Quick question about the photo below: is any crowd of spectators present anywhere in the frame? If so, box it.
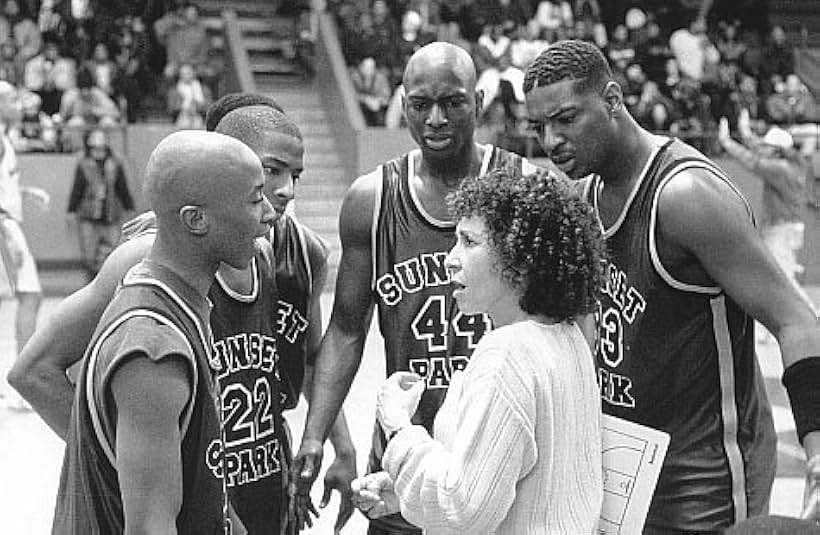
[332,0,819,160]
[0,0,222,153]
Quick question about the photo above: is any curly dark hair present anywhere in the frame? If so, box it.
[448,168,605,321]
[523,39,613,95]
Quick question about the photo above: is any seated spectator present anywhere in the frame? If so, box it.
[659,57,682,99]
[64,19,92,62]
[58,67,120,128]
[154,2,209,81]
[350,56,390,126]
[24,34,76,115]
[167,62,210,128]
[9,88,59,151]
[498,0,533,28]
[606,24,635,74]
[0,39,22,85]
[370,0,399,78]
[716,21,746,70]
[396,10,433,75]
[476,52,524,111]
[766,74,818,125]
[621,63,647,113]
[0,0,41,64]
[635,20,669,83]
[669,17,720,83]
[476,23,510,72]
[760,25,793,95]
[84,42,117,97]
[67,128,133,278]
[735,74,763,126]
[510,22,547,71]
[113,18,150,123]
[37,0,67,43]
[533,0,573,34]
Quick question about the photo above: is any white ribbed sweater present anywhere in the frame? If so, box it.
[383,320,603,534]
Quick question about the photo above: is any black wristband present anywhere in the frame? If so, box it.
[782,356,820,443]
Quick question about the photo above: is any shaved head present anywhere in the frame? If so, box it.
[143,130,261,222]
[215,105,302,147]
[403,41,477,90]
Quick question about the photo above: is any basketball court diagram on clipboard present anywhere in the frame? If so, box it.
[598,415,670,534]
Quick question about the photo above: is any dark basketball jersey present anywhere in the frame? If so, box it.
[369,146,535,532]
[271,213,327,410]
[584,138,776,531]
[209,250,289,535]
[117,211,324,533]
[53,260,225,535]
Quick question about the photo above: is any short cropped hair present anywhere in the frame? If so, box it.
[523,39,613,95]
[215,105,302,142]
[205,92,284,132]
[448,169,604,321]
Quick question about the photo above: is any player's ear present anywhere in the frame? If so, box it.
[179,205,207,235]
[602,81,623,116]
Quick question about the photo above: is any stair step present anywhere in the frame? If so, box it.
[239,17,299,36]
[251,60,302,76]
[244,35,296,53]
[198,0,283,17]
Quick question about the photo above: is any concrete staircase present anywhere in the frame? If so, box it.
[255,76,348,289]
[198,0,347,288]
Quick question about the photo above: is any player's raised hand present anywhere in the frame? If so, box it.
[800,454,820,522]
[320,453,357,534]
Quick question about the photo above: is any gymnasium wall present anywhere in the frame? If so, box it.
[17,126,819,284]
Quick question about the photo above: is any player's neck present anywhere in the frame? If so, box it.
[148,236,219,298]
[599,123,657,194]
[217,261,253,294]
[418,142,482,187]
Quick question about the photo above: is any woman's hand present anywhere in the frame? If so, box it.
[376,372,425,438]
[351,471,400,519]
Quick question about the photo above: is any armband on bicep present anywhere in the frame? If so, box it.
[782,356,820,443]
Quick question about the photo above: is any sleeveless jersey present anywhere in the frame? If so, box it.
[118,211,324,533]
[209,250,289,535]
[585,139,776,531]
[271,213,327,410]
[369,145,535,532]
[53,260,225,534]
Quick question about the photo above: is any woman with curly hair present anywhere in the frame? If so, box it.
[351,168,606,533]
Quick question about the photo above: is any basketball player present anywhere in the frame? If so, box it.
[10,97,357,533]
[523,40,820,531]
[53,130,275,533]
[0,80,50,409]
[290,41,547,534]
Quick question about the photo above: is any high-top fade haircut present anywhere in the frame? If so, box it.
[523,40,613,95]
[205,92,284,132]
